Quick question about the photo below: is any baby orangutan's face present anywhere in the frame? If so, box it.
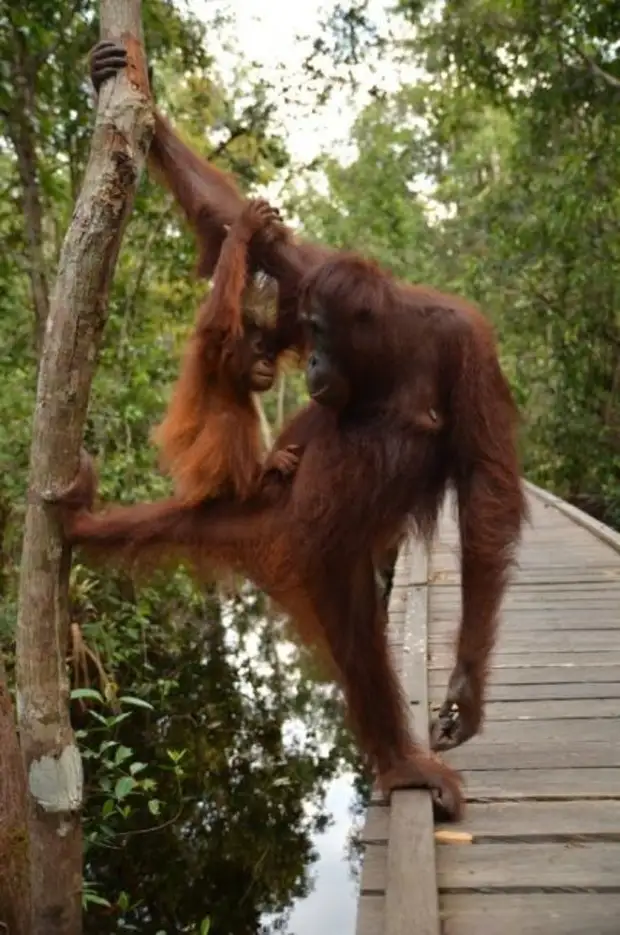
[249,354,275,391]
[245,325,276,392]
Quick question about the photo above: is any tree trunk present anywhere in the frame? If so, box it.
[15,2,153,932]
[0,660,30,935]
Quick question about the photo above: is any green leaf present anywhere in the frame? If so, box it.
[114,745,133,766]
[119,695,155,711]
[102,799,115,818]
[71,688,104,703]
[83,892,112,908]
[114,776,136,801]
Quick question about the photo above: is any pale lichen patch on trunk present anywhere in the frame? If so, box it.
[27,744,83,813]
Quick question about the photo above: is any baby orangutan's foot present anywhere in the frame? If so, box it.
[379,751,464,822]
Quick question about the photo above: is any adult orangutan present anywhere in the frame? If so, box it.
[54,246,527,819]
[151,195,301,504]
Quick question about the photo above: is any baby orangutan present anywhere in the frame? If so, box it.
[152,197,300,504]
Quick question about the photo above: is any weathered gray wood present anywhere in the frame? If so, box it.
[360,841,620,892]
[366,800,620,845]
[432,616,620,630]
[385,793,439,934]
[440,894,620,934]
[432,584,620,600]
[447,741,620,771]
[438,800,620,839]
[430,632,620,650]
[525,480,620,553]
[383,540,440,935]
[463,767,620,799]
[432,569,620,583]
[356,541,439,935]
[439,714,620,741]
[356,895,384,935]
[430,651,620,667]
[430,664,620,686]
[454,700,620,721]
[446,682,620,708]
[437,841,620,890]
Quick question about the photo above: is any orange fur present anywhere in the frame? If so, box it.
[151,201,286,505]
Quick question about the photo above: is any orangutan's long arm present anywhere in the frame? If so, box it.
[149,111,330,282]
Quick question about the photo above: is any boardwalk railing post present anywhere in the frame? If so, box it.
[355,537,441,935]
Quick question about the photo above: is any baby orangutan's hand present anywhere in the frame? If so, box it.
[262,444,301,479]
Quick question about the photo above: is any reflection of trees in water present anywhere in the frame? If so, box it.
[76,571,364,934]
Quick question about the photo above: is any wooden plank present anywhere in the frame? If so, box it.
[437,841,620,890]
[429,651,620,668]
[434,588,620,598]
[526,480,620,554]
[361,840,620,891]
[364,800,620,845]
[432,587,620,599]
[383,539,440,935]
[430,632,620,650]
[361,842,388,893]
[430,665,620,687]
[447,741,620,772]
[356,544,411,935]
[427,489,620,930]
[431,570,620,584]
[437,716,620,743]
[432,617,620,630]
[452,682,620,704]
[356,895,384,935]
[462,768,620,800]
[440,893,620,935]
[437,800,620,839]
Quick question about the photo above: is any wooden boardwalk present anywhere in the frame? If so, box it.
[356,484,620,935]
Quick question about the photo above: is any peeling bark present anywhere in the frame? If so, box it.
[15,2,153,932]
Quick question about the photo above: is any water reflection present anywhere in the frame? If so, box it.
[287,773,359,935]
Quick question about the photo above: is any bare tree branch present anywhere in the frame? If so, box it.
[276,372,286,430]
[571,43,620,91]
[256,394,274,450]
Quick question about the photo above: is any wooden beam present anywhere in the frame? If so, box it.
[384,539,440,935]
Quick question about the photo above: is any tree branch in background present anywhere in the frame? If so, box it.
[256,394,274,450]
[276,372,286,431]
[209,126,247,161]
[14,0,153,931]
[570,43,620,91]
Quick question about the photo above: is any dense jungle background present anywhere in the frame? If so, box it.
[1,0,619,932]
